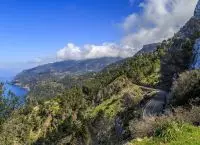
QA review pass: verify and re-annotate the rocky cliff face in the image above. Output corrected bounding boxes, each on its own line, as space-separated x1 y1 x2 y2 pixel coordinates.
194 0 200 19
192 39 200 69
176 18 200 38
175 0 200 69
191 0 200 69
176 1 200 38
160 0 200 90
136 43 161 55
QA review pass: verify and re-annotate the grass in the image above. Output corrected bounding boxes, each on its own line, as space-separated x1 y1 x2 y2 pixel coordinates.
89 97 122 119
87 83 145 119
129 122 200 145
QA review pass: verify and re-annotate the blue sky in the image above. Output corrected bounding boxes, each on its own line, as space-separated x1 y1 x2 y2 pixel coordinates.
0 0 198 76
0 0 141 65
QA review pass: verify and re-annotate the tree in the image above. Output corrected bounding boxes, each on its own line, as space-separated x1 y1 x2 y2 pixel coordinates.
0 82 20 124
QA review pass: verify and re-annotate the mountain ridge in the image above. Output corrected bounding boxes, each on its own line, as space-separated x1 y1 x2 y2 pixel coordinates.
136 43 161 56
13 57 122 88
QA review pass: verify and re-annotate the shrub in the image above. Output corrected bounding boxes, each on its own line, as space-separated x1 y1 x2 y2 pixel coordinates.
171 106 200 125
154 121 183 142
129 118 157 138
171 70 200 105
131 121 200 145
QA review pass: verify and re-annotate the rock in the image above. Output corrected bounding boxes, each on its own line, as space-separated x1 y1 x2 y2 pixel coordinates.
191 38 200 69
136 43 160 55
176 0 200 38
176 17 200 38
194 0 200 19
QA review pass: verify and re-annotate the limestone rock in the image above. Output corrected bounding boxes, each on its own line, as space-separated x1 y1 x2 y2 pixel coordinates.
194 0 200 19
136 43 161 56
191 38 200 69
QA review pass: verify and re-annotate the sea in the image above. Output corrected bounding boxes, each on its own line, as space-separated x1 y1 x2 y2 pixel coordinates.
0 77 28 103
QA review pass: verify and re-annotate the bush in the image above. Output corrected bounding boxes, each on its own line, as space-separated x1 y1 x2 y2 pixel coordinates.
128 105 200 141
171 70 200 105
129 118 157 138
131 120 200 145
170 106 200 126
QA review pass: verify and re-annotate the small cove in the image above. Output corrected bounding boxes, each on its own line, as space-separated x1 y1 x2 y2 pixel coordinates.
1 77 28 104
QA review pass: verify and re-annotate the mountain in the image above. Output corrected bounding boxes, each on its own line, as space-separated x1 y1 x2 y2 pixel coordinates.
136 43 161 55
194 0 200 19
160 5 200 90
13 57 122 88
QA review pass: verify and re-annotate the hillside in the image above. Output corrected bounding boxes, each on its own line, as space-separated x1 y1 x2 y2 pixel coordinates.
16 43 164 102
13 57 122 89
0 35 166 144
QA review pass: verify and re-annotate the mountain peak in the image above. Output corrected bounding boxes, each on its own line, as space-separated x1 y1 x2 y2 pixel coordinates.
194 0 200 19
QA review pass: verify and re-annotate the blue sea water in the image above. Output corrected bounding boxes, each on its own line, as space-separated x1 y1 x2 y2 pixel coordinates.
3 83 28 104
3 83 28 97
1 77 28 103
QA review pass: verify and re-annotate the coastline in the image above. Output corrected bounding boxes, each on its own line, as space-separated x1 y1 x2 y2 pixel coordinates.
12 83 30 92
9 81 30 92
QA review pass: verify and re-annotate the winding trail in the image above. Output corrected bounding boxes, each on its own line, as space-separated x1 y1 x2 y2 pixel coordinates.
141 87 168 118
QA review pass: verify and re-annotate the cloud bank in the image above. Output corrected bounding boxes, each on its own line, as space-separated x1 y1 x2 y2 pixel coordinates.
57 0 197 60
122 0 198 49
57 43 135 60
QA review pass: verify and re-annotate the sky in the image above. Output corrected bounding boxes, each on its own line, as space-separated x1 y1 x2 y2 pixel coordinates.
0 0 198 75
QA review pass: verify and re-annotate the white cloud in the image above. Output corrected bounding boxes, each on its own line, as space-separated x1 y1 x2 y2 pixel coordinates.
56 43 136 60
57 43 82 60
83 43 133 59
122 0 198 49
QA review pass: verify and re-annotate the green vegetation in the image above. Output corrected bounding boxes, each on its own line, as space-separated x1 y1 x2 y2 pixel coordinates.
28 80 65 103
161 30 200 91
87 80 144 119
84 77 155 145
127 69 200 145
0 83 20 125
83 47 165 101
128 105 200 145
171 70 200 105
0 87 89 145
0 75 158 145
131 122 200 145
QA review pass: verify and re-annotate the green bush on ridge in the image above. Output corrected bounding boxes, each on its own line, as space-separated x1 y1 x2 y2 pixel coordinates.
171 70 200 105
